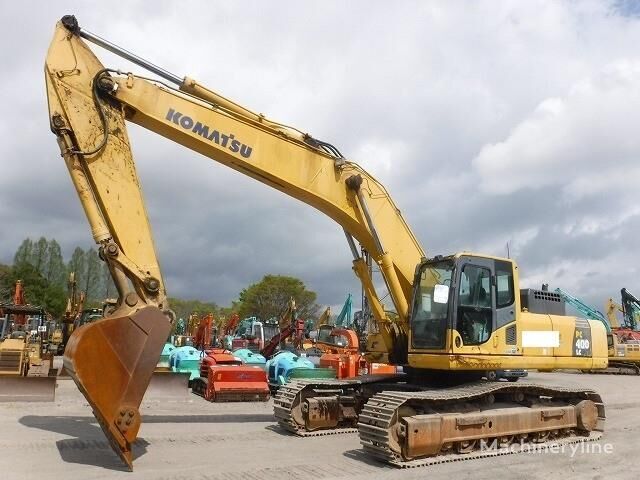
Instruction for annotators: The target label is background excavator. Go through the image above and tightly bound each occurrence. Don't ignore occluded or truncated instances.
[335,293,353,328]
[0,281,57,401]
[261,298,300,359]
[45,16,608,470]
[606,288,640,341]
[60,272,83,353]
[306,294,352,347]
[229,316,265,351]
[556,287,640,375]
[304,294,395,378]
[304,306,332,348]
[316,327,396,378]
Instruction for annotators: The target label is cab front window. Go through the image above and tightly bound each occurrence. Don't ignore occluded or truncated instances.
[411,260,454,349]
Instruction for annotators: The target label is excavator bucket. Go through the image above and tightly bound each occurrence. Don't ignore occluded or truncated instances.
[63,306,171,470]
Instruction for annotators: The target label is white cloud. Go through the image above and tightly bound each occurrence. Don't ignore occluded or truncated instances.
[473,60,640,198]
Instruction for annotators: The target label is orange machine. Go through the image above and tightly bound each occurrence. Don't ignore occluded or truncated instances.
[191,314,269,402]
[11,281,27,327]
[318,328,396,378]
[223,313,240,336]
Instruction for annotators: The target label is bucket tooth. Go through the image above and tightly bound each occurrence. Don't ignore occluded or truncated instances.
[63,306,171,470]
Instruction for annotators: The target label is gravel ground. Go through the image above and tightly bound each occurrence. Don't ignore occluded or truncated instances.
[0,370,637,480]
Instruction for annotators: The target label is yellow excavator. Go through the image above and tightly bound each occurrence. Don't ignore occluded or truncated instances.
[45,16,608,470]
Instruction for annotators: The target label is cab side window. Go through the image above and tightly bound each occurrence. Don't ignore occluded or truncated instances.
[495,261,514,308]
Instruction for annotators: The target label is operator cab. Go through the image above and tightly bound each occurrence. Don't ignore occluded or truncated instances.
[316,324,334,344]
[75,308,104,329]
[410,254,516,352]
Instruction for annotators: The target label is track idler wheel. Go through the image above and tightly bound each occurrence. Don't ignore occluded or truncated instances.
[63,306,171,470]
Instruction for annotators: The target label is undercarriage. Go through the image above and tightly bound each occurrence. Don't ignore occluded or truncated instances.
[274,376,605,467]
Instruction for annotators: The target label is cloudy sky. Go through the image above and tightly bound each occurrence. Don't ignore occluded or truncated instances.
[0,1,638,313]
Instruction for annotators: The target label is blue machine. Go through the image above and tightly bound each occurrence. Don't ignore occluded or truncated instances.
[157,342,176,369]
[335,293,353,328]
[169,346,203,381]
[265,351,335,392]
[233,348,267,367]
[555,287,611,332]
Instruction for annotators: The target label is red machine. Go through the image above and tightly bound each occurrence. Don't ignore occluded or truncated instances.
[229,316,266,352]
[191,314,269,402]
[261,319,300,359]
[194,313,215,350]
[293,316,305,351]
[11,281,27,327]
[615,329,640,342]
[317,328,396,379]
[223,313,240,336]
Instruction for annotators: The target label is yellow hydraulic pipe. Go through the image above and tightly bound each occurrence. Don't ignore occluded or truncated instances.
[181,77,309,144]
[352,258,387,323]
[378,252,409,322]
[55,133,111,243]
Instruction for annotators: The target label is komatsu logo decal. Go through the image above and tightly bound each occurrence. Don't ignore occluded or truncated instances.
[165,108,253,159]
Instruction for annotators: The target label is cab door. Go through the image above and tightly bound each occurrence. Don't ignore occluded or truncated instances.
[451,257,496,355]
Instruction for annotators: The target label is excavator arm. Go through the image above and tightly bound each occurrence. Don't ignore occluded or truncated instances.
[606,297,623,329]
[194,313,214,350]
[262,299,298,358]
[45,16,424,468]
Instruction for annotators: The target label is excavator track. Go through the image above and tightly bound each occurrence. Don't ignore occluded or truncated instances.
[585,362,640,375]
[274,376,402,436]
[274,380,360,436]
[358,382,605,468]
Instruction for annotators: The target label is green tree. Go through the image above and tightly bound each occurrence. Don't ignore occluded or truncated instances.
[67,247,86,292]
[0,263,13,301]
[13,239,33,265]
[44,239,66,286]
[84,248,101,301]
[100,261,116,299]
[218,300,242,318]
[237,275,319,322]
[32,237,49,273]
[168,297,220,324]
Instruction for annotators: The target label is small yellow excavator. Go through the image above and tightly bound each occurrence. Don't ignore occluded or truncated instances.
[58,272,84,355]
[45,16,607,469]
